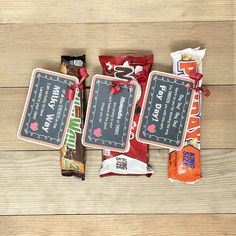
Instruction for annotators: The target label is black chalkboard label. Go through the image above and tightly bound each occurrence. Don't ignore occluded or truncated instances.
[137,71,195,149]
[82,75,138,152]
[17,68,78,149]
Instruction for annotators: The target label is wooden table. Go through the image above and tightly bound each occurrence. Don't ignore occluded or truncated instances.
[0,1,235,235]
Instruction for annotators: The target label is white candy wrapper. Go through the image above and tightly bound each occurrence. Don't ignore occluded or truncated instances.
[171,47,205,82]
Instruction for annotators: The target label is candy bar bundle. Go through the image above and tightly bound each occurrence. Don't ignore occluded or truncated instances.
[18,48,210,183]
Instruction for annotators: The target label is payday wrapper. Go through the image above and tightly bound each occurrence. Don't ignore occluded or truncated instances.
[168,48,206,183]
[59,55,87,179]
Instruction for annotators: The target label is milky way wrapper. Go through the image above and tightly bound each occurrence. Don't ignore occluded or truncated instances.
[59,55,86,180]
[168,48,206,183]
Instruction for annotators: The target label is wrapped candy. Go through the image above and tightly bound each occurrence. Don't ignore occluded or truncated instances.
[168,48,206,183]
[59,55,88,180]
[99,55,154,176]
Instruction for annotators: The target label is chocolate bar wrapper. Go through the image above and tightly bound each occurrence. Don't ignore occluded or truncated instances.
[59,55,86,180]
[168,48,206,183]
[99,55,154,176]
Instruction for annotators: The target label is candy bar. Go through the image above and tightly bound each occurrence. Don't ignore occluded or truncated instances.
[99,55,154,176]
[168,48,206,183]
[59,55,87,180]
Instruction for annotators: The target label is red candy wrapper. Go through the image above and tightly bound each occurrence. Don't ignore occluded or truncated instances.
[168,48,206,183]
[99,55,154,176]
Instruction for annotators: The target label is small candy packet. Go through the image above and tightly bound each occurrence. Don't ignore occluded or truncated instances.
[99,55,154,177]
[168,48,206,183]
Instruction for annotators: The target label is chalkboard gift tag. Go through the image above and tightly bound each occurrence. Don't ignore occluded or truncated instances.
[82,75,138,152]
[137,71,195,150]
[17,68,78,149]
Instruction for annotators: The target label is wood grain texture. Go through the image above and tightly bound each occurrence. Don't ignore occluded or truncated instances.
[0,149,235,215]
[0,215,235,236]
[0,0,233,24]
[0,86,235,151]
[0,0,235,231]
[0,21,234,87]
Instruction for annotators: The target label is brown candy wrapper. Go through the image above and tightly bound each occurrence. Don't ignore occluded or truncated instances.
[59,55,86,180]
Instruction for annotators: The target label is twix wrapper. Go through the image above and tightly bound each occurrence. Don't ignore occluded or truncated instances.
[59,55,87,180]
[168,48,206,183]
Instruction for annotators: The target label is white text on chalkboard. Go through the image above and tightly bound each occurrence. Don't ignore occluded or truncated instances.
[48,85,60,110]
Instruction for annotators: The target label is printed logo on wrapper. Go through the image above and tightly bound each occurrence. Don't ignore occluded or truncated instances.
[61,158,85,173]
[17,68,78,149]
[64,90,82,149]
[106,60,143,102]
[82,74,139,152]
[177,60,197,76]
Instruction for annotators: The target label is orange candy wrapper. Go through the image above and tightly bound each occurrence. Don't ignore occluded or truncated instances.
[168,48,206,183]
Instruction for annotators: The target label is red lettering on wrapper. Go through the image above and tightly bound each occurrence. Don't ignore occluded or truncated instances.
[177,61,197,76]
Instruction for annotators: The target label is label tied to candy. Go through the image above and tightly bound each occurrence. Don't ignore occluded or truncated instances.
[137,71,195,150]
[18,68,78,149]
[82,75,138,152]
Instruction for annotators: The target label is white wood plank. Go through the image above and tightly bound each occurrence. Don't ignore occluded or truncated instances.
[0,0,233,24]
[0,215,235,236]
[0,149,235,215]
[0,22,234,87]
